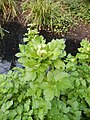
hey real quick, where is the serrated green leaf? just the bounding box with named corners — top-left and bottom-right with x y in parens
top-left (16, 105), bottom-right (23, 115)
top-left (81, 79), bottom-right (86, 87)
top-left (72, 101), bottom-right (79, 110)
top-left (1, 101), bottom-right (13, 112)
top-left (27, 117), bottom-right (33, 120)
top-left (38, 109), bottom-right (44, 120)
top-left (54, 59), bottom-right (65, 70)
top-left (47, 71), bottom-right (54, 82)
top-left (44, 88), bottom-right (54, 101)
top-left (26, 88), bottom-right (35, 97)
top-left (8, 110), bottom-right (17, 119)
top-left (15, 115), bottom-right (21, 120)
top-left (54, 85), bottom-right (60, 97)
top-left (85, 88), bottom-right (90, 106)
top-left (24, 69), bottom-right (36, 81)
top-left (36, 72), bottom-right (44, 83)
top-left (24, 99), bottom-right (31, 112)
top-left (6, 100), bottom-right (13, 110)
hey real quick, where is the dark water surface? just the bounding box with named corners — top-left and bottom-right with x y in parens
top-left (0, 22), bottom-right (27, 74)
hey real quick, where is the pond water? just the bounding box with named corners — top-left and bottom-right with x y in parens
top-left (0, 59), bottom-right (22, 74)
top-left (0, 22), bottom-right (27, 74)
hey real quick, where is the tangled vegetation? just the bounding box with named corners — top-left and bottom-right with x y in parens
top-left (0, 29), bottom-right (90, 120)
top-left (0, 0), bottom-right (90, 38)
top-left (0, 0), bottom-right (17, 22)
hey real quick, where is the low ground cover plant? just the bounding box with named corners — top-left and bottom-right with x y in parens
top-left (0, 29), bottom-right (90, 120)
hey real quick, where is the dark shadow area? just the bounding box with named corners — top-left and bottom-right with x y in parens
top-left (0, 22), bottom-right (27, 61)
top-left (0, 22), bottom-right (27, 73)
top-left (39, 30), bottom-right (81, 56)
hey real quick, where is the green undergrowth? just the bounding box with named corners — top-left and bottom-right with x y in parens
top-left (0, 29), bottom-right (90, 120)
top-left (0, 0), bottom-right (90, 38)
top-left (21, 0), bottom-right (90, 35)
top-left (64, 0), bottom-right (90, 23)
top-left (21, 0), bottom-right (74, 33)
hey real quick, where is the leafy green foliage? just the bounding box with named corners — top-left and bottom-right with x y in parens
top-left (0, 28), bottom-right (67, 120)
top-left (0, 29), bottom-right (90, 120)
top-left (64, 0), bottom-right (90, 23)
top-left (76, 38), bottom-right (90, 64)
top-left (46, 39), bottom-right (90, 120)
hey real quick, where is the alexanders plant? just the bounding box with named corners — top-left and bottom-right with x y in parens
top-left (0, 28), bottom-right (90, 120)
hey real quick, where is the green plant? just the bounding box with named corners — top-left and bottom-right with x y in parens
top-left (22, 0), bottom-right (73, 34)
top-left (0, 28), bottom-right (67, 120)
top-left (46, 39), bottom-right (90, 120)
top-left (22, 0), bottom-right (59, 29)
top-left (0, 29), bottom-right (90, 120)
top-left (76, 38), bottom-right (90, 64)
top-left (64, 0), bottom-right (90, 23)
top-left (0, 0), bottom-right (17, 22)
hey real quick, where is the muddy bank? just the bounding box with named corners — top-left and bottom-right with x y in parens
top-left (40, 22), bottom-right (90, 56)
top-left (0, 22), bottom-right (27, 74)
top-left (0, 22), bottom-right (27, 60)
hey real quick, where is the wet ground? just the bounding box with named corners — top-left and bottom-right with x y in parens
top-left (0, 22), bottom-right (90, 74)
top-left (0, 22), bottom-right (27, 73)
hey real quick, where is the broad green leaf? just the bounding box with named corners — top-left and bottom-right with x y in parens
top-left (81, 79), bottom-right (86, 87)
top-left (44, 88), bottom-right (54, 101)
top-left (47, 71), bottom-right (54, 82)
top-left (15, 115), bottom-right (21, 120)
top-left (26, 89), bottom-right (35, 97)
top-left (72, 101), bottom-right (79, 110)
top-left (57, 78), bottom-right (71, 91)
top-left (1, 103), bottom-right (7, 112)
top-left (24, 99), bottom-right (31, 112)
top-left (38, 109), bottom-right (44, 120)
top-left (19, 44), bottom-right (25, 53)
top-left (54, 85), bottom-right (60, 97)
top-left (54, 59), bottom-right (65, 70)
top-left (6, 100), bottom-right (13, 110)
top-left (8, 110), bottom-right (17, 119)
top-left (36, 90), bottom-right (42, 98)
top-left (61, 115), bottom-right (69, 120)
top-left (27, 117), bottom-right (33, 120)
top-left (24, 69), bottom-right (36, 81)
top-left (16, 105), bottom-right (23, 115)
top-left (18, 94), bottom-right (23, 102)
top-left (1, 101), bottom-right (13, 112)
top-left (39, 82), bottom-right (49, 89)
top-left (63, 107), bottom-right (70, 114)
top-left (85, 87), bottom-right (90, 105)
top-left (36, 72), bottom-right (44, 83)
top-left (54, 71), bottom-right (69, 82)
